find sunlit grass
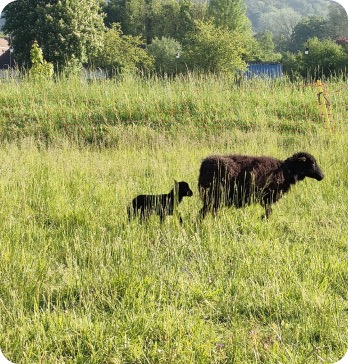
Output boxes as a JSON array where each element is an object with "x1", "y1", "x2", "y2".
[
  {"x1": 0, "y1": 74, "x2": 347, "y2": 363},
  {"x1": 0, "y1": 74, "x2": 346, "y2": 144}
]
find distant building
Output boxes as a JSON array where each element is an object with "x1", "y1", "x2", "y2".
[
  {"x1": 0, "y1": 37, "x2": 9, "y2": 53},
  {"x1": 246, "y1": 62, "x2": 283, "y2": 79},
  {"x1": 0, "y1": 37, "x2": 11, "y2": 69}
]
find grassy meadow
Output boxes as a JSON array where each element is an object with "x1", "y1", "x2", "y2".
[{"x1": 0, "y1": 74, "x2": 347, "y2": 363}]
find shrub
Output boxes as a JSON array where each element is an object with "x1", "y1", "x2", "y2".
[
  {"x1": 182, "y1": 20, "x2": 246, "y2": 75},
  {"x1": 147, "y1": 37, "x2": 183, "y2": 76},
  {"x1": 28, "y1": 41, "x2": 54, "y2": 81}
]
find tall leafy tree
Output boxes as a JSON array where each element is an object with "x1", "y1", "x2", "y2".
[
  {"x1": 103, "y1": 0, "x2": 128, "y2": 28},
  {"x1": 326, "y1": 3, "x2": 348, "y2": 39},
  {"x1": 147, "y1": 0, "x2": 180, "y2": 41},
  {"x1": 103, "y1": 0, "x2": 202, "y2": 44},
  {"x1": 3, "y1": 0, "x2": 105, "y2": 71},
  {"x1": 289, "y1": 16, "x2": 327, "y2": 52},
  {"x1": 92, "y1": 23, "x2": 153, "y2": 76},
  {"x1": 182, "y1": 20, "x2": 246, "y2": 75},
  {"x1": 258, "y1": 8, "x2": 301, "y2": 51},
  {"x1": 207, "y1": 0, "x2": 251, "y2": 32},
  {"x1": 252, "y1": 31, "x2": 281, "y2": 62},
  {"x1": 245, "y1": 0, "x2": 330, "y2": 32}
]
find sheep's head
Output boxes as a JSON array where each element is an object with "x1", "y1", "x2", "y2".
[{"x1": 288, "y1": 152, "x2": 324, "y2": 181}]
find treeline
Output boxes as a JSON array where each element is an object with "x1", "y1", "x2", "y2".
[
  {"x1": 245, "y1": 0, "x2": 330, "y2": 32},
  {"x1": 2, "y1": 0, "x2": 348, "y2": 79}
]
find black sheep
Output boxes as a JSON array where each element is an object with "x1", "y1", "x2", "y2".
[
  {"x1": 198, "y1": 152, "x2": 324, "y2": 218},
  {"x1": 128, "y1": 180, "x2": 193, "y2": 223}
]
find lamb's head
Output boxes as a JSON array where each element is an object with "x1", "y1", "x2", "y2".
[
  {"x1": 175, "y1": 180, "x2": 193, "y2": 197},
  {"x1": 285, "y1": 152, "x2": 324, "y2": 182}
]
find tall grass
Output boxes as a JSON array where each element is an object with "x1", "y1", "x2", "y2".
[
  {"x1": 0, "y1": 74, "x2": 347, "y2": 144},
  {"x1": 0, "y1": 74, "x2": 347, "y2": 363}
]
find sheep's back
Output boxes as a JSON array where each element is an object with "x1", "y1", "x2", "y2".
[{"x1": 199, "y1": 154, "x2": 283, "y2": 188}]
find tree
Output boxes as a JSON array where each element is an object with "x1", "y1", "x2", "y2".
[
  {"x1": 3, "y1": 0, "x2": 105, "y2": 71},
  {"x1": 244, "y1": 0, "x2": 330, "y2": 32},
  {"x1": 182, "y1": 20, "x2": 246, "y2": 75},
  {"x1": 147, "y1": 37, "x2": 182, "y2": 75},
  {"x1": 305, "y1": 37, "x2": 347, "y2": 78},
  {"x1": 103, "y1": 0, "x2": 128, "y2": 28},
  {"x1": 146, "y1": 0, "x2": 179, "y2": 42},
  {"x1": 92, "y1": 23, "x2": 153, "y2": 77},
  {"x1": 282, "y1": 37, "x2": 347, "y2": 79},
  {"x1": 258, "y1": 8, "x2": 302, "y2": 51},
  {"x1": 175, "y1": 0, "x2": 197, "y2": 42},
  {"x1": 252, "y1": 31, "x2": 281, "y2": 62},
  {"x1": 207, "y1": 0, "x2": 251, "y2": 33},
  {"x1": 289, "y1": 16, "x2": 327, "y2": 52},
  {"x1": 28, "y1": 40, "x2": 54, "y2": 80},
  {"x1": 325, "y1": 3, "x2": 348, "y2": 39},
  {"x1": 103, "y1": 0, "x2": 199, "y2": 45}
]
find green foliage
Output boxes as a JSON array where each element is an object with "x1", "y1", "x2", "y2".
[
  {"x1": 289, "y1": 16, "x2": 328, "y2": 52},
  {"x1": 103, "y1": 0, "x2": 147, "y2": 39},
  {"x1": 258, "y1": 7, "x2": 302, "y2": 51},
  {"x1": 305, "y1": 37, "x2": 347, "y2": 78},
  {"x1": 3, "y1": 0, "x2": 105, "y2": 72},
  {"x1": 91, "y1": 23, "x2": 154, "y2": 77},
  {"x1": 208, "y1": 0, "x2": 251, "y2": 33},
  {"x1": 283, "y1": 37, "x2": 347, "y2": 78},
  {"x1": 147, "y1": 0, "x2": 180, "y2": 42},
  {"x1": 103, "y1": 0, "x2": 203, "y2": 44},
  {"x1": 252, "y1": 31, "x2": 282, "y2": 62},
  {"x1": 182, "y1": 20, "x2": 247, "y2": 75},
  {"x1": 28, "y1": 41, "x2": 54, "y2": 81},
  {"x1": 245, "y1": 0, "x2": 330, "y2": 32},
  {"x1": 326, "y1": 2, "x2": 348, "y2": 39},
  {"x1": 147, "y1": 37, "x2": 182, "y2": 75},
  {"x1": 281, "y1": 51, "x2": 303, "y2": 78}
]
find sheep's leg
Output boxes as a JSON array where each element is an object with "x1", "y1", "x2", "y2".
[
  {"x1": 199, "y1": 199, "x2": 211, "y2": 219},
  {"x1": 198, "y1": 191, "x2": 209, "y2": 219},
  {"x1": 211, "y1": 201, "x2": 220, "y2": 217},
  {"x1": 159, "y1": 212, "x2": 165, "y2": 223},
  {"x1": 199, "y1": 206, "x2": 206, "y2": 219},
  {"x1": 262, "y1": 204, "x2": 272, "y2": 219},
  {"x1": 139, "y1": 208, "x2": 148, "y2": 223},
  {"x1": 211, "y1": 190, "x2": 221, "y2": 217}
]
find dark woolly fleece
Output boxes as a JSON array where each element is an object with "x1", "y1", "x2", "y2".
[
  {"x1": 198, "y1": 152, "x2": 324, "y2": 218},
  {"x1": 128, "y1": 181, "x2": 193, "y2": 223}
]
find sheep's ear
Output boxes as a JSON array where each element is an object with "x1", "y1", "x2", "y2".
[{"x1": 298, "y1": 157, "x2": 307, "y2": 162}]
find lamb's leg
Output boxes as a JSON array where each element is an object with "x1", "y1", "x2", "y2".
[
  {"x1": 178, "y1": 213, "x2": 183, "y2": 225},
  {"x1": 127, "y1": 205, "x2": 132, "y2": 221}
]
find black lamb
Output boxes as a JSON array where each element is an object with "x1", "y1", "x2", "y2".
[
  {"x1": 198, "y1": 151, "x2": 324, "y2": 218},
  {"x1": 128, "y1": 180, "x2": 193, "y2": 223}
]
